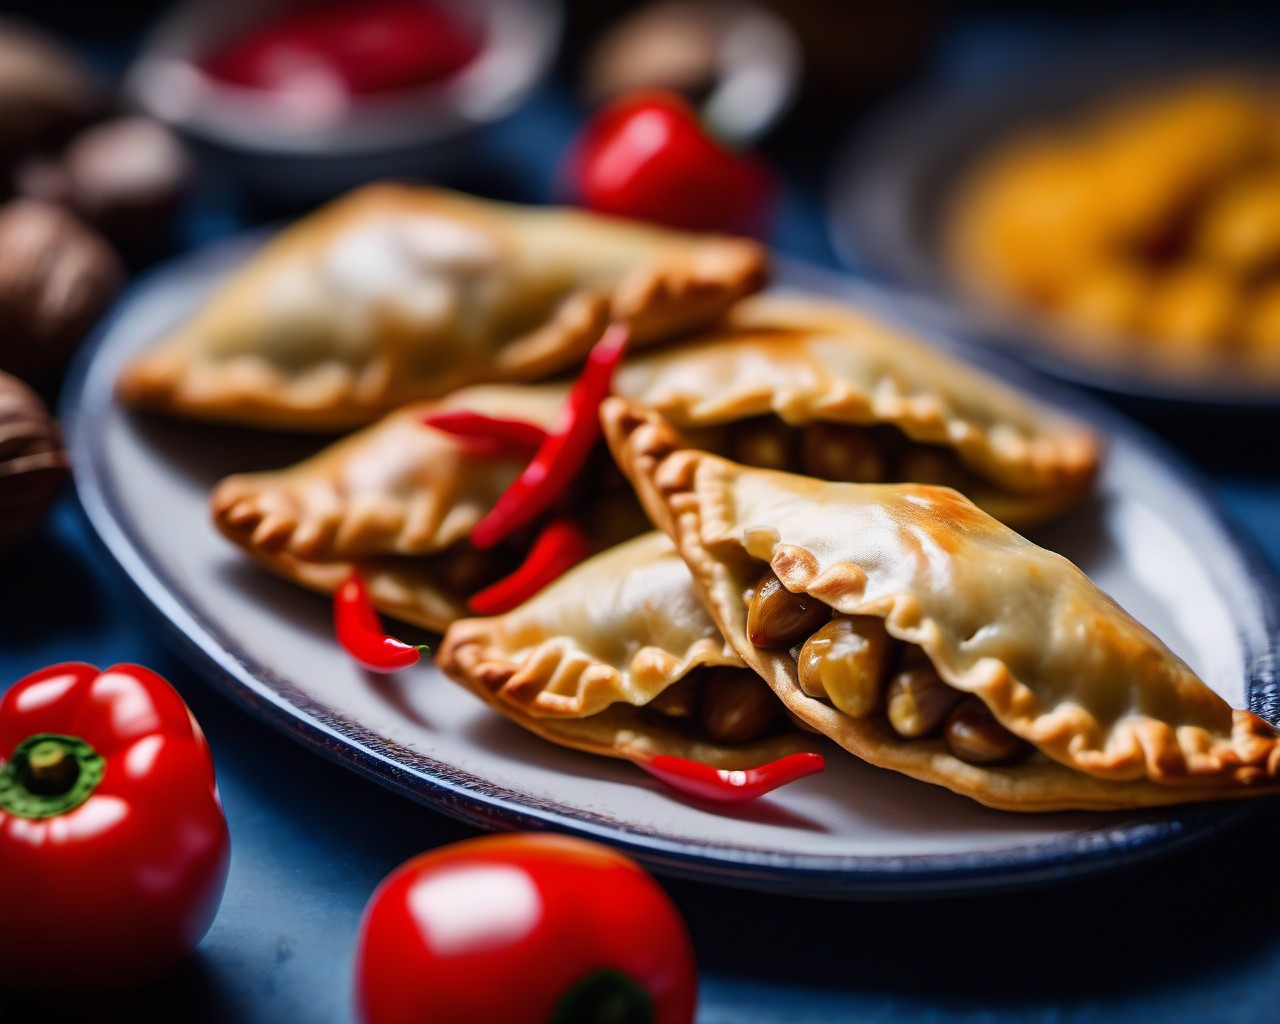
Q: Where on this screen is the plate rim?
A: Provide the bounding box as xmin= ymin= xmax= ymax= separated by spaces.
xmin=63 ymin=232 xmax=1280 ymax=898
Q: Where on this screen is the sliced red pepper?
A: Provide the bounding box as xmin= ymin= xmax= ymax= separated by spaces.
xmin=469 ymin=324 xmax=630 ymax=550
xmin=636 ymin=752 xmax=825 ymax=804
xmin=422 ymin=411 xmax=548 ymax=459
xmin=467 ymin=518 xmax=593 ymax=616
xmin=335 ymin=570 xmax=428 ymax=672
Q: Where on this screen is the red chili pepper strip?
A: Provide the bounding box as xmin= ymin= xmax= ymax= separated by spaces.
xmin=469 ymin=324 xmax=630 ymax=550
xmin=467 ymin=517 xmax=593 ymax=616
xmin=335 ymin=571 xmax=428 ymax=672
xmin=422 ymin=411 xmax=549 ymax=459
xmin=636 ymin=752 xmax=825 ymax=804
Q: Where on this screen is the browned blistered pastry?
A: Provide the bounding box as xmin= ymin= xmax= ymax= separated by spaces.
xmin=211 ymin=295 xmax=1098 ymax=633
xmin=438 ymin=531 xmax=815 ymax=768
xmin=117 ymin=183 xmax=767 ymax=430
xmin=213 ymin=291 xmax=1097 ymax=571
xmin=604 ymin=400 xmax=1280 ymax=811
xmin=212 ymin=380 xmax=648 ymax=632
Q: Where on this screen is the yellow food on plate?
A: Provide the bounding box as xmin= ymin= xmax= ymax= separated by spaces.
xmin=948 ymin=77 xmax=1280 ymax=383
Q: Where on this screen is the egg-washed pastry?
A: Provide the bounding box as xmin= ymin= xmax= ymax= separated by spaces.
xmin=605 ymin=400 xmax=1280 ymax=811
xmin=212 ymin=294 xmax=1097 ymax=596
xmin=213 ymin=381 xmax=650 ymax=632
xmin=117 ymin=184 xmax=767 ymax=430
xmin=438 ymin=531 xmax=815 ymax=768
xmin=947 ymin=77 xmax=1280 ymax=379
xmin=619 ymin=296 xmax=1097 ymax=529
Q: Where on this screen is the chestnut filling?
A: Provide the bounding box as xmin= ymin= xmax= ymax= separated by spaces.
xmin=709 ymin=417 xmax=972 ymax=490
xmin=747 ymin=567 xmax=1031 ymax=767
xmin=643 ymin=666 xmax=786 ymax=747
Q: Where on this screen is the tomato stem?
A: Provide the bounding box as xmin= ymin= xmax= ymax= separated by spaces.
xmin=0 ymin=734 xmax=106 ymax=820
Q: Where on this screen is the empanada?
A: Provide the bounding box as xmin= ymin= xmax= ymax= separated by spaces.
xmin=117 ymin=184 xmax=767 ymax=430
xmin=616 ymin=295 xmax=1098 ymax=529
xmin=214 ymin=295 xmax=1097 ymax=573
xmin=605 ymin=400 xmax=1280 ymax=811
xmin=213 ymin=382 xmax=650 ymax=632
xmin=438 ymin=531 xmax=814 ymax=768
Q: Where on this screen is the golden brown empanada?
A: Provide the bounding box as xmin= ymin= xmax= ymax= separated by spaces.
xmin=117 ymin=184 xmax=767 ymax=430
xmin=214 ymin=295 xmax=1098 ymax=576
xmin=616 ymin=295 xmax=1098 ymax=529
xmin=438 ymin=531 xmax=814 ymax=768
xmin=213 ymin=382 xmax=649 ymax=632
xmin=605 ymin=400 xmax=1280 ymax=811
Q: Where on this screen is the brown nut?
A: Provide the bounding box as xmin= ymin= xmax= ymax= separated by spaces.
xmin=698 ymin=667 xmax=779 ymax=744
xmin=731 ymin=419 xmax=795 ymax=471
xmin=799 ymin=423 xmax=886 ymax=482
xmin=0 ymin=370 xmax=68 ymax=548
xmin=746 ymin=569 xmax=829 ymax=648
xmin=886 ymin=664 xmax=962 ymax=738
xmin=63 ymin=117 xmax=191 ymax=253
xmin=797 ymin=615 xmax=891 ymax=717
xmin=0 ymin=17 xmax=99 ymax=160
xmin=944 ymin=698 xmax=1031 ymax=765
xmin=648 ymin=675 xmax=699 ymax=719
xmin=0 ymin=199 xmax=122 ymax=381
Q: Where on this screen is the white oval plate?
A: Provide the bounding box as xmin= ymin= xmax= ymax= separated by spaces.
xmin=65 ymin=235 xmax=1280 ymax=898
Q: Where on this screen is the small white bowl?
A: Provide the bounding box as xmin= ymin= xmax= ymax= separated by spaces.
xmin=126 ymin=0 xmax=561 ymax=198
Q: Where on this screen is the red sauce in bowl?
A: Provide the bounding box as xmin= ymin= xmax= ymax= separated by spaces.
xmin=204 ymin=1 xmax=480 ymax=97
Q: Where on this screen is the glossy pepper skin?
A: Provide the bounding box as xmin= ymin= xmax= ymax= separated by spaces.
xmin=355 ymin=833 xmax=697 ymax=1024
xmin=566 ymin=90 xmax=774 ymax=236
xmin=0 ymin=663 xmax=231 ymax=994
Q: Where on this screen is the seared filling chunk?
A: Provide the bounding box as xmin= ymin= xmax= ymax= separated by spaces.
xmin=745 ymin=567 xmax=1031 ymax=766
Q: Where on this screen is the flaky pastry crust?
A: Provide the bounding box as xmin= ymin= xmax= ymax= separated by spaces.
xmin=438 ymin=532 xmax=813 ymax=768
xmin=605 ymin=400 xmax=1280 ymax=811
xmin=118 ymin=184 xmax=767 ymax=430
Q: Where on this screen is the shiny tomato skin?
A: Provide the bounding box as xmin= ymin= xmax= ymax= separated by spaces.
xmin=0 ymin=663 xmax=231 ymax=994
xmin=566 ymin=91 xmax=775 ymax=237
xmin=355 ymin=833 xmax=697 ymax=1024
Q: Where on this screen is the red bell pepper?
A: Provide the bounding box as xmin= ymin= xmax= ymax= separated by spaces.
xmin=0 ymin=662 xmax=231 ymax=993
xmin=355 ymin=833 xmax=697 ymax=1024
xmin=565 ymin=90 xmax=775 ymax=236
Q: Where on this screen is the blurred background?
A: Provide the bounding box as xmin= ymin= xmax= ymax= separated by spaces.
xmin=9 ymin=0 xmax=1280 ymax=431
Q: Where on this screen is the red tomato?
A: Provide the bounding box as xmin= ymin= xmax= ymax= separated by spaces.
xmin=355 ymin=833 xmax=697 ymax=1024
xmin=565 ymin=90 xmax=775 ymax=236
xmin=0 ymin=663 xmax=231 ymax=993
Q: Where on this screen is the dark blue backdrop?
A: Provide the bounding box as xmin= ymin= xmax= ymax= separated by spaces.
xmin=5 ymin=18 xmax=1280 ymax=1023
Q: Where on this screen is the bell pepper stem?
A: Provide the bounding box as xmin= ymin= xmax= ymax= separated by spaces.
xmin=0 ymin=733 xmax=106 ymax=819
xmin=24 ymin=739 xmax=79 ymax=796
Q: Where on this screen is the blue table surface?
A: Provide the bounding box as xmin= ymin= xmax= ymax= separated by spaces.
xmin=7 ymin=22 xmax=1280 ymax=1024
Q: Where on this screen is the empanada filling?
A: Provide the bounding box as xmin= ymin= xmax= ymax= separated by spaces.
xmin=746 ymin=567 xmax=1032 ymax=766
xmin=420 ymin=447 xmax=642 ymax=602
xmin=642 ymin=666 xmax=788 ymax=747
xmin=690 ymin=417 xmax=973 ymax=491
